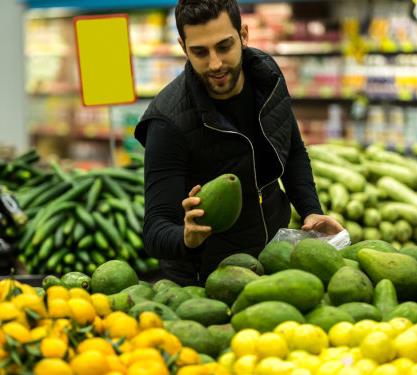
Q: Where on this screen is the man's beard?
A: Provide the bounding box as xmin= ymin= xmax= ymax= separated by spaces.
xmin=196 ymin=52 xmax=243 ymax=97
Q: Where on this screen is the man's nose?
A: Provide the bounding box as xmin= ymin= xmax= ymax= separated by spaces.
xmin=208 ymin=50 xmax=222 ymax=71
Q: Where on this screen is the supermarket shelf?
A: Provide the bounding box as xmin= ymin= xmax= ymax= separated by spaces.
xmin=274 ymin=42 xmax=341 ymax=56
xmin=292 ymin=96 xmax=417 ymax=105
xmin=21 ymin=0 xmax=323 ymax=10
xmin=30 ymin=127 xmax=124 ymax=141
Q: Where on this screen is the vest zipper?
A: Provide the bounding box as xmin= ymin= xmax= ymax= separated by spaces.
xmin=203 ymin=122 xmax=269 ymax=247
xmin=202 ymin=76 xmax=286 ymax=246
xmin=258 ymin=76 xmax=285 ymax=182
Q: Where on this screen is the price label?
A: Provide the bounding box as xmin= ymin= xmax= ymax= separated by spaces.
xmin=74 ymin=15 xmax=136 ymax=106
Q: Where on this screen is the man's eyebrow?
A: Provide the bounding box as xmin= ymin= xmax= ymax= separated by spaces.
xmin=189 ymin=36 xmax=234 ymax=50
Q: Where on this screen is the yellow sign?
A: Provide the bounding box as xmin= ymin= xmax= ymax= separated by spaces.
xmin=74 ymin=14 xmax=136 ymax=106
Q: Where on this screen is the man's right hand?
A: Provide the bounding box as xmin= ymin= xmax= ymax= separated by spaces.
xmin=182 ymin=185 xmax=212 ymax=248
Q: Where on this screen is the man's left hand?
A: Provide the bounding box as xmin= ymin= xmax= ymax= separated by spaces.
xmin=302 ymin=213 xmax=344 ymax=235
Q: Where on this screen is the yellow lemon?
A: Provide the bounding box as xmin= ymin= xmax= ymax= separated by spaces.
xmin=70 ymin=350 xmax=110 ymax=375
xmin=349 ymin=320 xmax=378 ymax=347
xmin=127 ymin=360 xmax=169 ymax=375
xmin=129 ymin=348 xmax=165 ymax=366
xmin=360 ymin=331 xmax=396 ymax=364
xmin=40 ymin=337 xmax=67 ymax=358
xmin=91 ymin=293 xmax=112 ymax=317
xmin=292 ymin=370 xmax=312 ymax=375
xmin=104 ymin=312 xmax=129 ymax=329
xmin=106 ymin=314 xmax=138 ymax=339
xmin=254 ymin=357 xmax=295 ymax=375
xmin=291 ymin=324 xmax=329 ymax=355
xmin=131 ymin=328 xmax=181 ymax=355
xmin=69 ymin=288 xmax=91 ymax=302
xmin=117 ymin=339 xmax=133 ymax=353
xmin=408 ymin=364 xmax=417 ymax=375
xmin=34 ymin=358 xmax=73 ymax=375
xmin=138 ymin=311 xmax=163 ymax=330
xmin=233 ymin=354 xmax=258 ymax=374
xmin=256 ymin=332 xmax=289 ymax=359
xmin=347 ymin=348 xmax=362 ymax=363
xmin=47 ymin=286 xmax=70 ymax=300
xmin=231 ymin=329 xmax=261 ymax=357
xmin=390 ymin=358 xmax=413 ymax=373
xmin=287 ymin=350 xmax=310 ymax=362
xmin=176 ymin=347 xmax=201 ymax=366
xmin=0 ymin=302 xmax=20 ymax=321
xmin=388 ymin=318 xmax=412 ymax=336
xmin=338 ymin=367 xmax=361 ymax=375
xmin=2 ymin=321 xmax=31 ymax=343
xmin=93 ymin=316 xmax=105 ymax=335
xmin=316 ymin=360 xmax=344 ymax=375
xmin=106 ymin=355 xmax=126 ymax=372
xmin=320 ymin=347 xmax=350 ymax=362
xmin=78 ymin=337 xmax=115 ymax=355
xmin=274 ymin=321 xmax=301 ymax=343
xmin=31 ymin=326 xmax=49 ymax=341
xmin=13 ymin=293 xmax=47 ymax=317
xmin=218 ymin=352 xmax=236 ymax=372
xmin=290 ymin=354 xmax=321 ymax=373
xmin=67 ymin=298 xmax=96 ymax=325
xmin=329 ymin=322 xmax=354 ymax=347
xmin=375 ymin=323 xmax=396 ymax=339
xmin=48 ymin=298 xmax=70 ymax=319
xmin=354 ymin=358 xmax=378 ymax=374
xmin=372 ymin=364 xmax=398 ymax=375
xmin=394 ymin=329 xmax=417 ymax=361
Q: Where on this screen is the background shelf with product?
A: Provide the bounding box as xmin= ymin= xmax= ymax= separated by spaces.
xmin=23 ymin=0 xmax=417 ymax=168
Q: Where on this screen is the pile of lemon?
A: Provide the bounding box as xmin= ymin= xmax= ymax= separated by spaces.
xmin=0 ymin=279 xmax=228 ymax=375
xmin=219 ymin=319 xmax=417 ymax=375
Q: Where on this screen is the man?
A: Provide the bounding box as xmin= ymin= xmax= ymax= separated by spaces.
xmin=135 ymin=0 xmax=343 ymax=285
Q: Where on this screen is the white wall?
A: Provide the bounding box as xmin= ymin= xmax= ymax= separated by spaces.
xmin=0 ymin=1 xmax=27 ymax=153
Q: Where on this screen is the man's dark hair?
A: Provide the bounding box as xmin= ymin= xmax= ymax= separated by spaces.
xmin=175 ymin=0 xmax=242 ymax=42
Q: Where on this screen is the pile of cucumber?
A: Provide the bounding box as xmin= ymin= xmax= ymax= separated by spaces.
xmin=2 ymin=150 xmax=157 ymax=276
xmin=290 ymin=143 xmax=417 ymax=247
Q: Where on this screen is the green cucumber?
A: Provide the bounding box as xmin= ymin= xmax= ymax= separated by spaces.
xmin=91 ymin=251 xmax=106 ymax=265
xmin=73 ymin=223 xmax=86 ymax=243
xmin=102 ymin=175 xmax=129 ymax=200
xmin=63 ymin=253 xmax=76 ymax=265
xmin=54 ymin=225 xmax=65 ymax=248
xmin=92 ymin=212 xmax=122 ymax=248
xmin=63 ymin=216 xmax=75 ymax=236
xmin=51 ymin=177 xmax=94 ymax=205
xmin=32 ymin=214 xmax=66 ymax=246
xmin=75 ymin=205 xmax=95 ymax=229
xmin=126 ymin=229 xmax=143 ymax=249
xmin=373 ymin=279 xmax=398 ymax=320
xmin=94 ymin=232 xmax=109 ymax=250
xmin=38 ymin=237 xmax=54 ymax=260
xmin=46 ymin=249 xmax=68 ymax=271
xmin=78 ymin=235 xmax=94 ymax=249
xmin=115 ymin=212 xmax=127 ymax=238
xmin=77 ymin=251 xmax=91 ymax=264
xmin=29 ymin=181 xmax=72 ymax=208
xmin=86 ymin=178 xmax=103 ymax=211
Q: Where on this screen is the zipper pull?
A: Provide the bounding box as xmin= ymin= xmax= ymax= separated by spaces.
xmin=258 ymin=190 xmax=263 ymax=204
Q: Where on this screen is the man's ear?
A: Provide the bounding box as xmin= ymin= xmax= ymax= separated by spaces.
xmin=240 ymin=24 xmax=249 ymax=48
xmin=178 ymin=36 xmax=187 ymax=57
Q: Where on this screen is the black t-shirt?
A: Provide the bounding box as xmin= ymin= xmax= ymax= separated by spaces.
xmin=213 ymin=77 xmax=280 ymax=188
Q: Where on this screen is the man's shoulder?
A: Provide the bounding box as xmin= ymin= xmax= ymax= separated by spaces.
xmin=154 ymin=72 xmax=187 ymax=103
xmin=245 ymin=47 xmax=282 ymax=75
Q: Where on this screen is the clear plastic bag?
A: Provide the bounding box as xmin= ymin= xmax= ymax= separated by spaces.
xmin=271 ymin=228 xmax=351 ymax=250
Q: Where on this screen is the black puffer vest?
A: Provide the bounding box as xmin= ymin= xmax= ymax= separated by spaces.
xmin=135 ymin=48 xmax=293 ymax=284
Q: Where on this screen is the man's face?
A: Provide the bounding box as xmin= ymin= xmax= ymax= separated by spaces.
xmin=179 ymin=11 xmax=248 ymax=100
